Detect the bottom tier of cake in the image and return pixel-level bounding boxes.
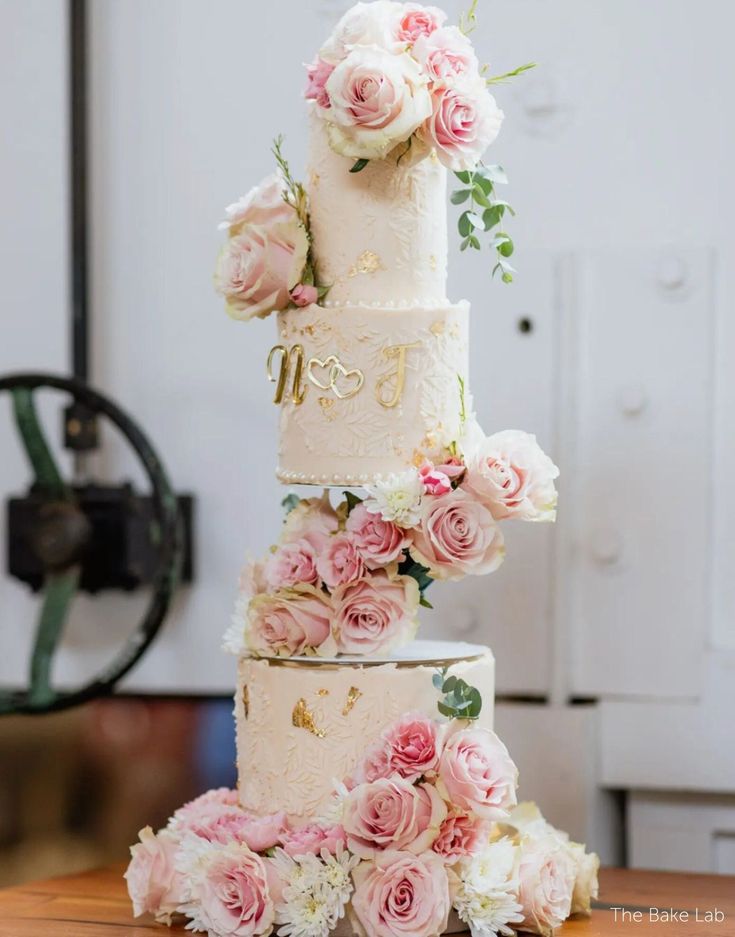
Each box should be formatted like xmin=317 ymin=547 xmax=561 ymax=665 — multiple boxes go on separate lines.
xmin=235 ymin=641 xmax=495 ymax=823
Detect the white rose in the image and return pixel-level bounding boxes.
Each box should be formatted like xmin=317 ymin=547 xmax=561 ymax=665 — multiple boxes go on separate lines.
xmin=319 ymin=1 xmax=404 ymax=63
xmin=324 ymin=46 xmax=432 ymax=160
xmin=517 ymin=833 xmax=576 ymax=937
xmin=463 ymin=429 xmax=559 ymax=522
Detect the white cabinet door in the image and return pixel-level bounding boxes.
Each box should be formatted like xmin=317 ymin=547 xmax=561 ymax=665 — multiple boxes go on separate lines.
xmin=567 ymin=249 xmax=714 ymax=699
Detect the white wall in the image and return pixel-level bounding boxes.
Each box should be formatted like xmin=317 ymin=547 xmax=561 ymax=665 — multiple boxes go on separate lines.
xmin=2 ymin=0 xmax=735 ymax=868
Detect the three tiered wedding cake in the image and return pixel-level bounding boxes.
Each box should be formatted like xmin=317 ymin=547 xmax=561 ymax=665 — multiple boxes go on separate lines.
xmin=126 ymin=4 xmax=598 ymax=936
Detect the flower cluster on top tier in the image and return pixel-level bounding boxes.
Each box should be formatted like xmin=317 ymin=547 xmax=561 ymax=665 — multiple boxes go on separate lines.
xmin=306 ymin=1 xmax=503 ymax=171
xmin=126 ymin=711 xmax=598 ymax=937
xmin=224 ymin=420 xmax=558 ymax=660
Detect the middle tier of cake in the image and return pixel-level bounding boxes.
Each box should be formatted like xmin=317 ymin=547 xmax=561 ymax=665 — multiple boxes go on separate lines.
xmin=235 ymin=641 xmax=495 ymax=824
xmin=272 ymin=301 xmax=470 ymax=485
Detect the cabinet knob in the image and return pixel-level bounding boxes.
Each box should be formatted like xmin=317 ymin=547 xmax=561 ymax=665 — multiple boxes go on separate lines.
xmin=590 ymin=528 xmax=622 ymax=565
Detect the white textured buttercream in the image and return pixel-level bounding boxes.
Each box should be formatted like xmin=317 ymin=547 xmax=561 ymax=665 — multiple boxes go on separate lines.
xmin=272 ymin=301 xmax=469 ymax=484
xmin=306 ymin=109 xmax=449 ymax=306
xmin=235 ymin=640 xmax=495 ymax=823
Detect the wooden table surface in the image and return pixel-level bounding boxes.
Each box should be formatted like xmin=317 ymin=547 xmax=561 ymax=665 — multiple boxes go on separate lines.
xmin=0 ymin=864 xmax=733 ymax=937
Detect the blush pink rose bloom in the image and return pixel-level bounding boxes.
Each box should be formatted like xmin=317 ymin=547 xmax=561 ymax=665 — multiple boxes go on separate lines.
xmin=304 ymin=56 xmax=335 ymax=109
xmin=281 ymin=823 xmax=346 ymax=858
xmin=264 ymin=539 xmax=319 ymax=590
xmin=431 ymin=810 xmax=489 ymax=861
xmin=409 ymin=489 xmax=505 ymax=580
xmin=281 ymin=494 xmax=340 ymax=552
xmin=325 ymin=46 xmax=432 ymax=159
xmin=437 ymin=727 xmax=518 ymax=821
xmin=344 ymin=737 xmax=394 ymax=790
xmin=289 ymin=282 xmax=319 ymax=307
xmin=184 ymin=841 xmax=275 ymax=937
xmin=418 ymin=461 xmax=452 ymax=496
xmin=316 ymin=532 xmax=366 ymax=589
xmin=186 ymin=808 xmax=288 ymax=853
xmin=333 ymin=571 xmax=419 ymax=654
xmin=346 ymin=503 xmax=410 ymax=569
xmin=423 ymin=81 xmax=504 ymax=171
xmin=463 ymin=430 xmax=560 ymax=522
xmin=517 ymin=834 xmax=576 ymax=937
xmin=397 ymin=4 xmax=446 ymax=43
xmin=319 ymin=2 xmax=404 ymax=64
xmin=351 ymin=849 xmax=451 ymax=937
xmin=413 ymin=26 xmax=480 ymax=84
xmin=125 ymin=826 xmax=186 ymax=923
xmin=171 ymin=788 xmax=240 ymax=829
xmin=215 ymin=223 xmax=308 ymax=322
xmin=383 ymin=713 xmax=445 ymax=782
xmin=343 ymin=778 xmax=447 ymax=858
xmin=247 ymin=585 xmax=334 ymax=657
xmin=218 ymin=172 xmax=293 ymax=235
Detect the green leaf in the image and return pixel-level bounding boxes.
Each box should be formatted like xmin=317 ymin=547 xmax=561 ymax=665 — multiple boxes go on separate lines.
xmin=450 ymin=189 xmax=471 ymax=205
xmin=466 ymin=686 xmax=483 ymax=718
xmin=483 ymin=165 xmax=509 ymax=185
xmin=281 ymin=493 xmax=300 ymax=515
xmin=471 ymin=185 xmax=492 ymax=209
xmin=419 ymin=594 xmax=434 ymax=609
xmin=460 ymin=236 xmax=471 ymax=252
xmin=473 ymin=176 xmax=494 ymax=197
xmin=499 ymin=237 xmax=514 ymax=258
xmin=437 ymin=701 xmax=455 ymax=718
xmin=442 ymin=675 xmax=458 ymax=693
xmin=343 ymin=490 xmax=363 ymax=514
xmin=454 ymin=170 xmax=473 ymax=184
xmin=432 ymin=672 xmax=445 ymax=690
xmin=350 ymin=158 xmax=369 ymax=173
xmin=458 ymin=212 xmax=473 ymax=238
xmin=466 ymin=212 xmax=484 ymax=230
xmin=398 ymin=559 xmax=434 ymax=593
xmin=483 ymin=206 xmax=504 ymax=230
xmin=469 ymin=234 xmax=481 ymax=250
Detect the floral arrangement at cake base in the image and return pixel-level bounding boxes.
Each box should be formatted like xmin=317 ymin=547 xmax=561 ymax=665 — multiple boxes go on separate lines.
xmin=126 ymin=699 xmax=598 ymax=937
xmin=224 ymin=418 xmax=558 ymax=660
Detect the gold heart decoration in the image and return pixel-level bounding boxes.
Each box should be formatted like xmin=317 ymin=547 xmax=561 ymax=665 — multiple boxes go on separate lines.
xmin=307 ymin=355 xmax=339 ymax=391
xmin=307 ymin=354 xmax=364 ymax=401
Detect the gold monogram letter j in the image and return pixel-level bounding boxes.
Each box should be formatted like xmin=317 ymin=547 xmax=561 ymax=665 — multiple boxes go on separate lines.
xmin=375 ymin=342 xmax=420 ymax=409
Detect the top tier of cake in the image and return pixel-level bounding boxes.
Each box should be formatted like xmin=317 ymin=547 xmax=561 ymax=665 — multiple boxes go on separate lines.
xmin=306 ymin=110 xmax=449 ymax=308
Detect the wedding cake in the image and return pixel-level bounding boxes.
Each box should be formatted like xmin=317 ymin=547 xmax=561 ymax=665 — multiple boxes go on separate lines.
xmin=125 ymin=4 xmax=599 ymax=937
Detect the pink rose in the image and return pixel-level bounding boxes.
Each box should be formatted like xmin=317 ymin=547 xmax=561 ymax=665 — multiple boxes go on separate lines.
xmin=345 ymin=737 xmax=394 ymax=790
xmin=517 ymin=835 xmax=576 ymax=937
xmin=319 ymin=2 xmax=404 ymax=64
xmin=247 ymin=585 xmax=334 ymax=657
xmin=351 ymin=849 xmax=451 ymax=937
xmin=418 ymin=461 xmax=451 ymax=496
xmin=463 ymin=430 xmax=560 ymax=522
xmin=218 ymin=173 xmax=293 ymax=235
xmin=304 ymin=56 xmax=335 ymax=109
xmin=431 ymin=810 xmax=489 ymax=861
xmin=409 ymin=489 xmax=505 ymax=580
xmin=423 ymin=82 xmax=504 ymax=171
xmin=435 ymin=455 xmax=466 ymax=481
xmin=125 ymin=826 xmax=185 ymax=923
xmin=333 ymin=571 xmax=419 ymax=654
xmin=281 ymin=493 xmax=340 ymax=552
xmin=172 ymin=788 xmax=240 ymax=829
xmin=413 ymin=26 xmax=479 ymax=84
xmin=215 ymin=222 xmax=308 ymax=322
xmin=317 ymin=532 xmax=366 ymax=589
xmin=264 ymin=539 xmax=319 ymax=590
xmin=346 ymin=503 xmax=410 ymax=569
xmin=437 ymin=727 xmax=518 ymax=821
xmin=289 ymin=282 xmax=319 ymax=307
xmin=384 ymin=713 xmax=444 ymax=782
xmin=184 ymin=841 xmax=274 ymax=937
xmin=343 ymin=778 xmax=446 ymax=858
xmin=185 ymin=808 xmax=288 ymax=853
xmin=239 ymin=559 xmax=268 ymax=598
xmin=325 ymin=47 xmax=432 ymax=159
xmin=281 ymin=823 xmax=346 ymax=858
xmin=397 ymin=4 xmax=446 ymax=43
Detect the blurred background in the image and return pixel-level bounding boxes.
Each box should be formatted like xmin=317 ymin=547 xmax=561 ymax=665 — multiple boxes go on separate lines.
xmin=1 ymin=0 xmax=734 ymax=886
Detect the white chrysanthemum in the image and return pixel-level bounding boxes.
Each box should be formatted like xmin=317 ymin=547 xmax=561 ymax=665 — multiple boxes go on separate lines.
xmin=273 ymin=847 xmax=358 ymax=937
xmin=454 ymin=839 xmax=524 ymax=937
xmin=364 ymin=470 xmax=423 ymax=528
xmin=221 ymin=593 xmax=248 ymax=656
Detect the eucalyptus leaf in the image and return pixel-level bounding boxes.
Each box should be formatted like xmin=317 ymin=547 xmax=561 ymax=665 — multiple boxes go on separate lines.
xmin=454 ymin=170 xmax=473 ymax=184
xmin=281 ymin=493 xmax=300 ymax=515
xmin=458 ymin=212 xmax=473 ymax=237
xmin=419 ymin=594 xmax=434 ymax=609
xmin=451 ymin=189 xmax=471 ymax=205
xmin=432 ymin=672 xmax=445 ymax=690
xmin=437 ymin=701 xmax=455 ymax=718
xmin=442 ymin=675 xmax=458 ymax=693
xmin=343 ymin=490 xmax=363 ymax=514
xmin=466 ymin=212 xmax=484 ymax=230
xmin=460 ymin=236 xmax=471 ymax=252
xmin=483 ymin=206 xmax=504 ymax=230
xmin=473 ymin=176 xmax=494 ymax=197
xmin=483 ymin=165 xmax=508 ymax=185
xmin=469 ymin=234 xmax=481 ymax=250
xmin=350 ymin=158 xmax=369 ymax=173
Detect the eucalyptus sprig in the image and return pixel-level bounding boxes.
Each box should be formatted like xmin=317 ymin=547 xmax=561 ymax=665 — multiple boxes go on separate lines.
xmin=281 ymin=493 xmax=300 ymax=515
xmin=433 ymin=669 xmax=483 ymax=720
xmin=485 ymin=62 xmax=537 ymax=85
xmin=451 ymin=164 xmax=516 ymax=283
xmin=459 ymin=0 xmax=480 ymax=35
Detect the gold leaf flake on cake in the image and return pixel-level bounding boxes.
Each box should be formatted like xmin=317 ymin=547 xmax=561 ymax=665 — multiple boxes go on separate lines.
xmin=316 ymin=688 xmax=329 ymax=697
xmin=348 ymin=250 xmax=384 ymax=278
xmin=342 ymin=686 xmax=363 ymax=716
xmin=292 ymin=698 xmax=325 ymax=738
xmin=429 ymin=254 xmax=438 ymax=271
xmin=318 ymin=396 xmax=336 ymax=420
xmin=242 ymin=685 xmax=250 ymax=719
xmin=309 ymin=170 xmax=320 ymax=188
xmin=430 ymin=320 xmax=445 ymax=336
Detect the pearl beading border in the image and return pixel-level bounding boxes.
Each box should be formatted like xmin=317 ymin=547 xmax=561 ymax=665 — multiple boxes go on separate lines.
xmin=318 ymin=297 xmax=449 ymax=310
xmin=276 ymin=467 xmax=386 ymax=487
